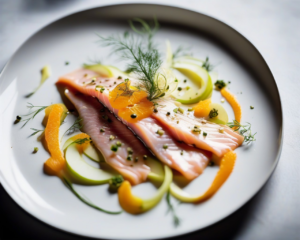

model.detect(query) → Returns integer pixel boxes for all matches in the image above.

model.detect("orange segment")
[118,99,154,123]
[118,181,143,214]
[109,81,148,109]
[44,104,66,177]
[220,88,242,122]
[195,150,236,203]
[42,103,68,127]
[194,99,212,118]
[70,133,91,153]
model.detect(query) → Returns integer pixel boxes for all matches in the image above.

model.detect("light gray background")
[0,1,299,240]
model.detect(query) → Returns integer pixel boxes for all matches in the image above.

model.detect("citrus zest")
[194,98,212,118]
[220,88,242,122]
[44,104,66,177]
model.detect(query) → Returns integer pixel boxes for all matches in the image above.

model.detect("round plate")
[0,3,282,240]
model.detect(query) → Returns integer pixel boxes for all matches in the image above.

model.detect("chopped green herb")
[227,120,256,144]
[33,147,39,153]
[166,112,171,116]
[178,108,184,114]
[188,108,193,112]
[214,80,226,90]
[65,61,69,65]
[157,129,165,136]
[173,108,178,113]
[116,141,122,147]
[177,87,182,91]
[192,128,201,134]
[100,128,105,133]
[118,76,122,79]
[14,115,22,124]
[250,106,254,109]
[109,135,115,141]
[175,79,178,82]
[111,144,118,152]
[143,155,148,160]
[109,175,124,192]
[127,147,133,154]
[183,79,187,83]
[134,157,139,162]
[127,155,133,161]
[209,108,218,118]
[163,144,168,149]
[186,86,190,90]
[202,57,214,72]
[203,132,207,137]
[180,150,183,155]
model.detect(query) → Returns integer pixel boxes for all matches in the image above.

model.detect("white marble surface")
[0,0,299,240]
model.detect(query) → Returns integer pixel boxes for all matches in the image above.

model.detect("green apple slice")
[209,103,228,125]
[146,157,164,183]
[171,62,213,104]
[65,143,114,185]
[83,144,104,163]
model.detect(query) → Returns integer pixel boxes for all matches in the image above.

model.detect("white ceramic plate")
[0,4,282,240]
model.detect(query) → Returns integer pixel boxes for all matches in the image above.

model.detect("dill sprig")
[63,118,83,137]
[202,57,214,72]
[20,103,48,128]
[227,120,257,144]
[166,190,180,227]
[72,137,90,145]
[29,128,43,137]
[98,18,165,101]
[172,45,191,60]
[63,177,122,215]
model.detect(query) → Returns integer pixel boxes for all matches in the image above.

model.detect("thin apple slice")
[171,62,213,104]
[65,143,114,185]
[83,64,128,78]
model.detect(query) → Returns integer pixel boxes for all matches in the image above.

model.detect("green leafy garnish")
[63,177,122,215]
[98,18,166,101]
[20,103,48,128]
[61,118,83,140]
[214,80,226,90]
[26,65,51,98]
[29,128,43,137]
[227,120,256,144]
[209,108,218,118]
[202,57,214,72]
[108,175,124,192]
[166,190,180,227]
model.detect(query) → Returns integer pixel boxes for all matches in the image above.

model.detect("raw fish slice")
[65,90,150,185]
[152,99,244,157]
[58,70,211,180]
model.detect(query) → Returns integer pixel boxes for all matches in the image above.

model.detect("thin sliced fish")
[58,70,212,180]
[65,90,150,185]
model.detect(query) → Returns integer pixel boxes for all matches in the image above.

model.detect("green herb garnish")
[166,190,180,227]
[202,57,214,72]
[29,128,43,137]
[214,80,226,90]
[62,118,83,140]
[63,177,122,214]
[109,175,124,192]
[209,108,218,118]
[227,120,256,144]
[20,103,48,128]
[33,147,39,153]
[98,18,166,101]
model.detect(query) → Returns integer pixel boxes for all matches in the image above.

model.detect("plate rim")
[0,2,283,240]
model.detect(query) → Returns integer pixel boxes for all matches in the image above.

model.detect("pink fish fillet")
[65,90,150,185]
[57,69,242,178]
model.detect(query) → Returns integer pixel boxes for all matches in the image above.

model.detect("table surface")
[0,1,299,240]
